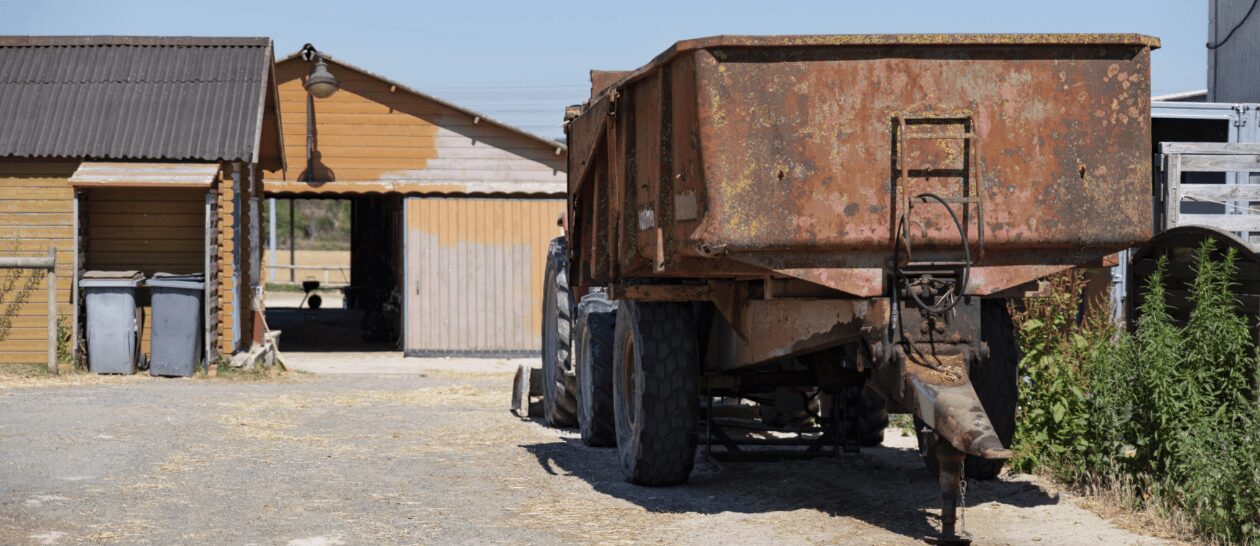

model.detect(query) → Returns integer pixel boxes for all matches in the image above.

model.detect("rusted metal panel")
[706,298,877,371]
[590,70,631,98]
[568,34,1159,297]
[404,196,564,355]
[0,37,282,169]
[609,283,712,302]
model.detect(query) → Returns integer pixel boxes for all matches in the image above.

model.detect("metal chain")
[959,459,968,535]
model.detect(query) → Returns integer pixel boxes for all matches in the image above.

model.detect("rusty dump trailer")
[539,33,1158,544]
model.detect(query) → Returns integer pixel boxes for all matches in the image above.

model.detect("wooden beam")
[1179,154,1260,172]
[262,179,565,196]
[0,256,56,269]
[1175,214,1260,232]
[1161,142,1260,155]
[46,246,57,375]
[69,181,214,189]
[1181,184,1260,202]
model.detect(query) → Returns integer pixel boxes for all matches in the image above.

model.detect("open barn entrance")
[263,195,403,352]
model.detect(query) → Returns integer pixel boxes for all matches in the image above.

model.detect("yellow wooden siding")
[404,197,563,354]
[271,63,437,183]
[0,160,78,364]
[264,60,565,192]
[85,188,206,356]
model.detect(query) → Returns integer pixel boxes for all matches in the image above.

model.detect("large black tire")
[917,299,1020,480]
[612,301,699,486]
[575,292,617,447]
[541,237,577,427]
[857,385,890,447]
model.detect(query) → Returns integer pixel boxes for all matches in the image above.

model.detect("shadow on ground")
[521,434,1058,542]
[267,308,396,352]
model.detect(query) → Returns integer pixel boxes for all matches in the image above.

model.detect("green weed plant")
[1011,238,1260,544]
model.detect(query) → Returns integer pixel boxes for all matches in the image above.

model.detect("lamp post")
[291,44,340,282]
[298,43,339,183]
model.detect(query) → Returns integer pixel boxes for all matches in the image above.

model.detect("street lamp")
[294,44,339,279]
[299,43,339,98]
[298,44,337,188]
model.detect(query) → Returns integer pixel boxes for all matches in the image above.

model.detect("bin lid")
[80,270,144,288]
[146,272,205,290]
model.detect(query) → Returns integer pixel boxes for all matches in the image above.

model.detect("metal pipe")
[926,439,970,545]
[71,192,79,368]
[305,92,315,183]
[0,256,56,269]
[289,198,296,282]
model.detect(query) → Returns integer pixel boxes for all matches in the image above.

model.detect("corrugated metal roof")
[0,36,281,165]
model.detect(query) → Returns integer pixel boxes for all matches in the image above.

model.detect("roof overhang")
[69,162,220,188]
[263,179,565,197]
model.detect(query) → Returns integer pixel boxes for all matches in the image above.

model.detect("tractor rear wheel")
[612,300,699,486]
[576,292,617,446]
[541,237,577,427]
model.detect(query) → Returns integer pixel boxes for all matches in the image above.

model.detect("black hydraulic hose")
[900,192,971,315]
[1208,0,1259,49]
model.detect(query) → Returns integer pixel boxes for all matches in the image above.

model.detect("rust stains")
[568,33,1156,298]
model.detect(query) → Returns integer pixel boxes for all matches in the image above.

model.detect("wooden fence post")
[47,246,57,375]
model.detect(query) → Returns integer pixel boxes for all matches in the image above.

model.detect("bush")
[1011,238,1260,544]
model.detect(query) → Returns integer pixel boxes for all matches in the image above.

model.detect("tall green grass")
[1011,238,1260,544]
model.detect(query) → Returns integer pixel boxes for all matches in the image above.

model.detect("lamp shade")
[304,59,339,98]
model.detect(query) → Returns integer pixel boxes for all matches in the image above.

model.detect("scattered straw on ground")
[0,363,302,390]
[0,366,147,390]
[286,385,503,410]
[420,368,516,381]
[512,489,686,545]
[1075,486,1197,544]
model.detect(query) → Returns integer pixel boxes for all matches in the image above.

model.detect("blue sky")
[1,0,1209,139]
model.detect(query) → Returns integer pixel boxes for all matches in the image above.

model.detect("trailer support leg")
[926,438,970,545]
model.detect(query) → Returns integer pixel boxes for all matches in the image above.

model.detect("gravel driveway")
[0,355,1180,545]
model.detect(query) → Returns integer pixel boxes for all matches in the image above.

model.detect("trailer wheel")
[575,293,617,446]
[541,237,577,427]
[858,385,890,447]
[916,299,1019,480]
[612,300,699,486]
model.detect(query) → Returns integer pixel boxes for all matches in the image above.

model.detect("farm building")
[0,36,284,365]
[264,47,566,356]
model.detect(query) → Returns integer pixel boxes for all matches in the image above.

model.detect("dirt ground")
[0,355,1183,545]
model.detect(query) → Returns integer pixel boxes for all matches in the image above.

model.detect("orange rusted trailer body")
[567,34,1158,298]
[561,35,1159,541]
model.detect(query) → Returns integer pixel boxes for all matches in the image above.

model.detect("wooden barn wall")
[404,197,564,355]
[84,187,206,357]
[264,60,565,193]
[0,160,77,364]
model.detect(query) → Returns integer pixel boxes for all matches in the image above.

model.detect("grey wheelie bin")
[147,273,205,377]
[80,271,144,375]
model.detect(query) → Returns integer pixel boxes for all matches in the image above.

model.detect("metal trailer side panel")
[572,35,1159,298]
